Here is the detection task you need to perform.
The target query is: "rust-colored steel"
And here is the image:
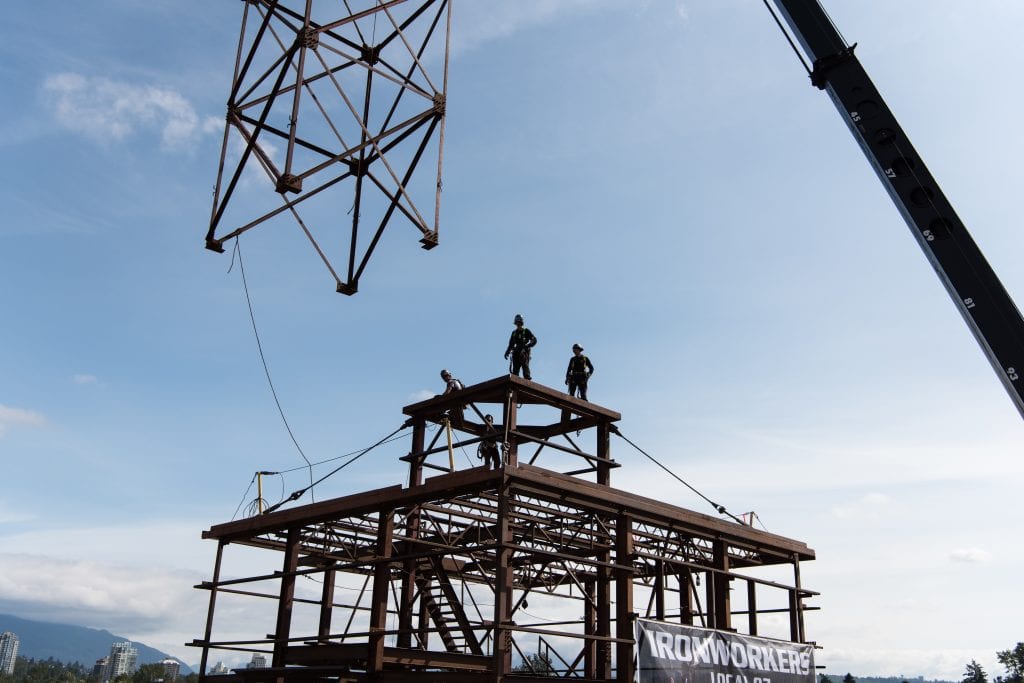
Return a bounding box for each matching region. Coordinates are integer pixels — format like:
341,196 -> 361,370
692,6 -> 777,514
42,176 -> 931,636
206,0 -> 450,295
190,376 -> 817,682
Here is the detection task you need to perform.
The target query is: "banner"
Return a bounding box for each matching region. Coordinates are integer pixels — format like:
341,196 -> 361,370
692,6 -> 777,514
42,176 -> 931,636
635,619 -> 815,683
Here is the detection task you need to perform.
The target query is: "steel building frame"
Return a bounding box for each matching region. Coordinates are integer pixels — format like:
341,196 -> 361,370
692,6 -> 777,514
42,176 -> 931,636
191,376 -> 816,682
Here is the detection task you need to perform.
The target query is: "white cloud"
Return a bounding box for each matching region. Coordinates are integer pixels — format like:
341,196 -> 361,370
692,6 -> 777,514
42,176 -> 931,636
0,404 -> 46,437
451,0 -> 616,54
0,520 -> 238,661
676,2 -> 690,21
949,547 -> 992,564
0,552 -> 206,660
0,502 -> 34,525
0,517 -> 338,665
73,374 -> 98,385
43,73 -> 219,152
408,389 -> 434,402
831,492 -> 889,520
822,646 -> 1000,681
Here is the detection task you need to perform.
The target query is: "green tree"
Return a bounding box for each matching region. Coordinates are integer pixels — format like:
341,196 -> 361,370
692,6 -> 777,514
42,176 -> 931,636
818,675 -> 834,683
131,664 -> 169,683
964,660 -> 989,683
513,653 -> 554,676
842,674 -> 857,683
6,658 -> 88,683
997,643 -> 1024,683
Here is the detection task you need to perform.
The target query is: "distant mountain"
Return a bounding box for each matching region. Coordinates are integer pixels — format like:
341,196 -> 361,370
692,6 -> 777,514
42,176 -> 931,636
0,613 -> 192,674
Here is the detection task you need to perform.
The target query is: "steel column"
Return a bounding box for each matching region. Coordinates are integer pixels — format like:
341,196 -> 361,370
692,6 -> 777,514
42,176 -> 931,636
747,579 -> 758,636
654,560 -> 665,621
713,540 -> 731,631
615,513 -> 634,682
596,523 -> 612,679
198,540 -> 225,683
679,568 -> 693,626
408,416 -> 426,487
583,579 -> 597,679
793,553 -> 805,642
504,390 -> 518,468
368,510 -> 395,674
596,423 -> 611,486
318,564 -> 336,642
272,528 -> 301,679
492,482 -> 515,676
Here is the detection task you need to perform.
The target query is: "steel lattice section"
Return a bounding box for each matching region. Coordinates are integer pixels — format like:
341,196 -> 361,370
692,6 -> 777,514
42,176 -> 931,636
206,0 -> 450,295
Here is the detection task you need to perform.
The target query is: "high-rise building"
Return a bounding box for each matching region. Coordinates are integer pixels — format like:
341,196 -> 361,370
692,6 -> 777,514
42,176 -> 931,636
161,658 -> 180,682
92,657 -> 110,682
247,653 -> 267,669
107,641 -> 138,681
0,631 -> 18,675
209,661 -> 229,676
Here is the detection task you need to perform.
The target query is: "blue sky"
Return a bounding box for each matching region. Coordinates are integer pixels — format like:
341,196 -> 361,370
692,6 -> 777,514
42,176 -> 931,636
1,0 -> 1022,678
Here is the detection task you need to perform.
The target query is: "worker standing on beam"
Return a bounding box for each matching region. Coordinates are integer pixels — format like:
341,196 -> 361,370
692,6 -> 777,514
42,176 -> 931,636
477,414 -> 501,469
504,314 -> 537,380
565,343 -> 594,400
440,369 -> 465,428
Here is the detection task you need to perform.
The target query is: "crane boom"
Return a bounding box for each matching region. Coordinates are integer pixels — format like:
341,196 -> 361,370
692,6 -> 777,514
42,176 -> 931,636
772,0 -> 1024,419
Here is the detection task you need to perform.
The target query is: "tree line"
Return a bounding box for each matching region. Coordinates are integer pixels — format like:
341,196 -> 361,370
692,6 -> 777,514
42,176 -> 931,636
962,643 -> 1024,683
0,658 -> 198,683
817,643 -> 1024,683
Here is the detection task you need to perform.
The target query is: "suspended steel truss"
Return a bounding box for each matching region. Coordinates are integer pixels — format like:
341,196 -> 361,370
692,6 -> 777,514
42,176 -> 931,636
191,376 -> 817,682
206,0 -> 449,294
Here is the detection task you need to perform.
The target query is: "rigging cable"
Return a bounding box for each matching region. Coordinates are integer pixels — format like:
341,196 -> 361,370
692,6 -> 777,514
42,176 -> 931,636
268,430 -> 411,475
230,472 -> 257,521
231,238 -> 316,501
611,426 -> 745,525
263,421 -> 412,514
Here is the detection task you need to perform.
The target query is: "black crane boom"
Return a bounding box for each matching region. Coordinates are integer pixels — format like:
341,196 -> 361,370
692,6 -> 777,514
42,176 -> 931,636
772,0 -> 1024,419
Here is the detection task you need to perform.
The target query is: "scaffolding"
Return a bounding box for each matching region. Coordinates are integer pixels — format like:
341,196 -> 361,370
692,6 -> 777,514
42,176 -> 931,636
191,375 -> 816,682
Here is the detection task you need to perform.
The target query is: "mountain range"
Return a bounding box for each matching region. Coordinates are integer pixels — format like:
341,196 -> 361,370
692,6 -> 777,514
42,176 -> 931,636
0,613 -> 192,674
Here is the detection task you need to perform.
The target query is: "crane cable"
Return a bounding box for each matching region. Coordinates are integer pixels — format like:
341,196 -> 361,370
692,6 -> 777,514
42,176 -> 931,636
230,237 -> 316,501
610,426 -> 746,526
759,0 -> 812,77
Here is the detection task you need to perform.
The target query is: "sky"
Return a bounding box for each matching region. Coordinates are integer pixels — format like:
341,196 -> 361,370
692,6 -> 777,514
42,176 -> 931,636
1,0 -> 1022,679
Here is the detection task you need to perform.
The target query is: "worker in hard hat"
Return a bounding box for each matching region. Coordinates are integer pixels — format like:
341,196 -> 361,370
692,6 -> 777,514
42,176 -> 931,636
565,343 -> 594,401
440,369 -> 465,427
440,369 -> 464,394
477,414 -> 501,469
504,314 -> 538,380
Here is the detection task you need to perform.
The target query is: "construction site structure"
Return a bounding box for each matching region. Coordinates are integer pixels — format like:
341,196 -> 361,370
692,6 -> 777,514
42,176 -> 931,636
190,375 -> 817,682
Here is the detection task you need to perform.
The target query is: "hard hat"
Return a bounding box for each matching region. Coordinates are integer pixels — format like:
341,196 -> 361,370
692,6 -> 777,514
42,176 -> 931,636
513,314 -> 524,324
572,343 -> 583,351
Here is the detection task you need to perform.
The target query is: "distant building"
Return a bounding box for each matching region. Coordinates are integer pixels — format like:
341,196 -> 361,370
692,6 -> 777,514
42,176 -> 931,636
107,641 -> 139,681
92,657 -> 110,682
161,658 -> 180,682
209,662 -> 229,675
0,631 -> 18,675
247,653 -> 268,669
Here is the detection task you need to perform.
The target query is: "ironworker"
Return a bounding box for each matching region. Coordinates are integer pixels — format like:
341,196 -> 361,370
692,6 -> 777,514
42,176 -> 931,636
440,369 -> 463,394
477,414 -> 501,469
565,343 -> 594,400
440,369 -> 465,427
504,314 -> 537,380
